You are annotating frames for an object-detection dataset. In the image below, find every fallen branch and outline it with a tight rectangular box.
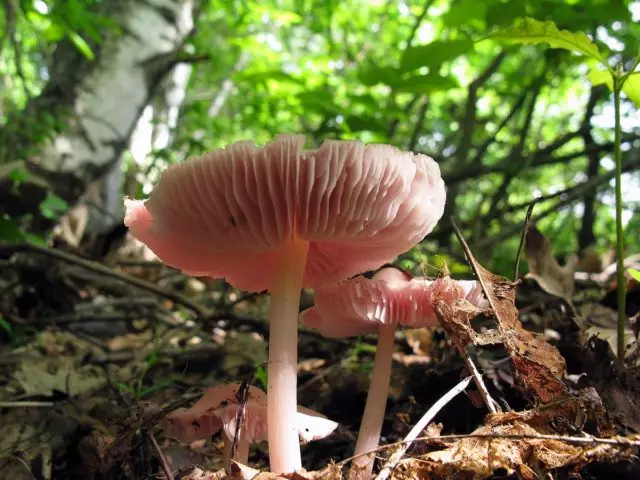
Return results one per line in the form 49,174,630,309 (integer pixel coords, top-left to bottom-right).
335,431,640,469
374,377,472,480
0,243,204,317
513,201,536,281
148,432,175,480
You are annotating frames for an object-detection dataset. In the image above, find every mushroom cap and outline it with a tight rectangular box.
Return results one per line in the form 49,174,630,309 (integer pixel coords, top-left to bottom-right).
164,383,265,442
125,134,445,292
300,267,488,338
164,383,338,444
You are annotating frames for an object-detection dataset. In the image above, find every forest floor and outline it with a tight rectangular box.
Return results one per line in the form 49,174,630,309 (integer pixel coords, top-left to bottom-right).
1,231,640,480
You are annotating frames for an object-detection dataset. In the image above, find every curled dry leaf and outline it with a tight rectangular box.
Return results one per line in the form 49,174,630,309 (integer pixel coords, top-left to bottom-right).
400,412,638,480
581,303,635,357
524,226,577,302
434,259,568,404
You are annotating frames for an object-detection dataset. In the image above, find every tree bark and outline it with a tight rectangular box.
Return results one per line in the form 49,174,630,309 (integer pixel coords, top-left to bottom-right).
0,0,196,234
578,86,607,253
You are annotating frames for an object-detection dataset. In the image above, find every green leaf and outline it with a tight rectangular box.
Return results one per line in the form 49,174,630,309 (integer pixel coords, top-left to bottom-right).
298,91,342,114
589,68,640,106
24,233,47,247
389,73,458,94
357,64,396,86
114,382,135,394
254,364,268,391
238,70,304,86
621,72,640,106
400,39,474,73
442,0,488,27
8,168,29,184
485,17,606,65
588,66,613,89
39,193,69,220
0,316,12,335
629,268,640,282
67,31,95,60
344,115,387,133
0,217,26,242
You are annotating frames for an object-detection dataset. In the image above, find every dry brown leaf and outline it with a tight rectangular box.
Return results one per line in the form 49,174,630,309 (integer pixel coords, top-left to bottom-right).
399,413,637,480
580,303,635,357
175,465,333,480
525,226,578,302
435,258,568,404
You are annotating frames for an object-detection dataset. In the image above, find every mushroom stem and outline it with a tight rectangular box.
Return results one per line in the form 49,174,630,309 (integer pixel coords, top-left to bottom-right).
267,236,309,473
349,324,395,480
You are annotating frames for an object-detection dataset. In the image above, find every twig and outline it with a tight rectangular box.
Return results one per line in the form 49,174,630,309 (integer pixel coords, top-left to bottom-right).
335,431,640,469
229,371,256,471
6,455,37,480
374,377,472,480
0,401,54,407
148,432,175,480
447,220,500,414
513,201,536,281
0,243,204,317
435,307,498,414
84,343,221,365
452,219,500,317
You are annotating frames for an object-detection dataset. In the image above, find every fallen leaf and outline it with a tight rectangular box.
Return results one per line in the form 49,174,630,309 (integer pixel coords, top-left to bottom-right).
435,256,568,404
525,226,577,302
15,356,106,397
402,412,638,480
581,303,635,356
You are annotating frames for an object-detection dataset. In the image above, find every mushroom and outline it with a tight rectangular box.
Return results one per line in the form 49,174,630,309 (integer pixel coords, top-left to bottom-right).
300,267,487,479
164,383,338,466
124,134,445,473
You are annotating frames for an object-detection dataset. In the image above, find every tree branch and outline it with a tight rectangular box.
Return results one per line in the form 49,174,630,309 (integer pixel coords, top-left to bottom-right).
483,72,545,221
0,243,205,317
477,152,640,248
431,151,640,244
455,50,507,168
444,133,640,185
385,0,434,140
407,97,429,151
578,85,608,252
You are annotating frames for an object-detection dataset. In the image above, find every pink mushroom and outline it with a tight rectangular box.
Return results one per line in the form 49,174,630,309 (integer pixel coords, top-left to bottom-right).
164,383,338,467
300,267,487,480
124,134,445,473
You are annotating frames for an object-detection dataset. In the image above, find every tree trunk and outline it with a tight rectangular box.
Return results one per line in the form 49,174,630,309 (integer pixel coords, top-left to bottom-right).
0,0,196,234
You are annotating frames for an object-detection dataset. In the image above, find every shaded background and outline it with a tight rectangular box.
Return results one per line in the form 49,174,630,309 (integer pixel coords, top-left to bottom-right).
0,0,638,275
1,1,640,479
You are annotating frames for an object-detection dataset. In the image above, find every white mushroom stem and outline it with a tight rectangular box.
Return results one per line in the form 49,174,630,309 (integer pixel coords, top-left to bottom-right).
349,323,396,480
222,431,250,467
267,236,309,473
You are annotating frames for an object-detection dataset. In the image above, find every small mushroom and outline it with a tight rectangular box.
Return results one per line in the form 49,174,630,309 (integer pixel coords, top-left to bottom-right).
164,383,338,467
300,267,487,480
125,134,445,473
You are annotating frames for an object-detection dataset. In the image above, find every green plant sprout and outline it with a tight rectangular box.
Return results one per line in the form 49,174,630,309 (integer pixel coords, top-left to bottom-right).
485,17,640,363
114,348,179,399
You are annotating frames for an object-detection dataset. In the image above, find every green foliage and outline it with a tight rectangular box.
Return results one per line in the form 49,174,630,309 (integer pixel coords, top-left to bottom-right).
254,364,268,391
590,68,640,106
1,0,639,277
485,17,606,63
114,348,179,400
39,192,68,220
629,268,640,282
